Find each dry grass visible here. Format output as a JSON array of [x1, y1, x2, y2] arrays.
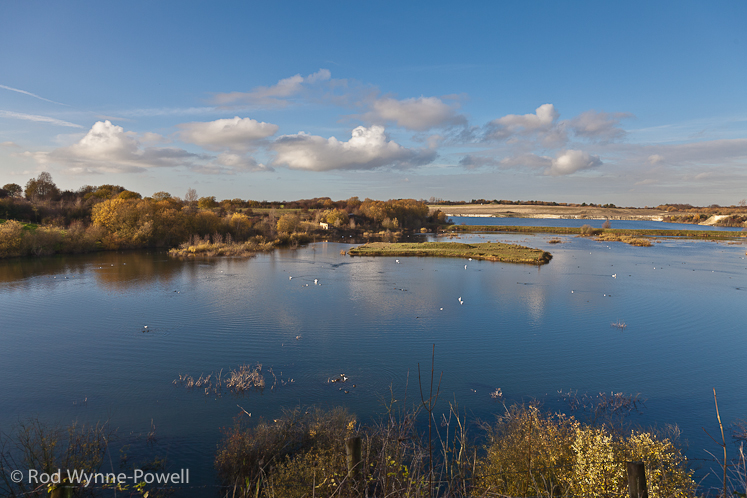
[[169, 235, 277, 257], [348, 241, 552, 265], [594, 233, 653, 247], [174, 363, 292, 396]]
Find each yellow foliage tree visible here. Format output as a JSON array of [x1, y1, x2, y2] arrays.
[[0, 220, 24, 257], [276, 213, 300, 234]]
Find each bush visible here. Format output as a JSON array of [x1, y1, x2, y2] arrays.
[[580, 224, 600, 235], [475, 405, 695, 498], [0, 220, 24, 257], [215, 407, 356, 497]]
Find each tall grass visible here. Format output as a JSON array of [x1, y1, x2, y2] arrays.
[[214, 401, 697, 498]]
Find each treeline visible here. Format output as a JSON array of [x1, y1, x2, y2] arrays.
[[427, 197, 622, 208], [1, 172, 445, 258]]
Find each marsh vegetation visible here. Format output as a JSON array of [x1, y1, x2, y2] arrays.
[[348, 241, 552, 265]]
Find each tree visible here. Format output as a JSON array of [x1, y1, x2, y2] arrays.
[[185, 188, 198, 205], [276, 213, 300, 233], [2, 183, 22, 198], [151, 191, 172, 202], [198, 196, 218, 209], [25, 172, 60, 201]]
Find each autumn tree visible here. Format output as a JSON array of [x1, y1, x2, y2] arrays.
[[25, 172, 60, 201], [276, 213, 300, 233], [2, 183, 22, 198], [198, 196, 218, 209]]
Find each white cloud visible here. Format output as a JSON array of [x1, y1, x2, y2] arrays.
[[645, 139, 747, 165], [362, 96, 463, 130], [271, 125, 436, 171], [34, 120, 201, 174], [547, 150, 602, 176], [213, 69, 331, 107], [1, 141, 20, 148], [486, 104, 559, 140], [648, 154, 665, 165], [212, 152, 271, 172], [567, 110, 632, 141], [0, 110, 83, 128], [178, 116, 278, 151]]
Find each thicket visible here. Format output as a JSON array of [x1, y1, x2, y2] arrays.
[[214, 402, 702, 498], [1, 172, 442, 258]]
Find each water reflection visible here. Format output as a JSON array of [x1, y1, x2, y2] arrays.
[[0, 251, 185, 291]]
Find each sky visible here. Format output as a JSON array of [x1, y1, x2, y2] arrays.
[[1, 1, 746, 206]]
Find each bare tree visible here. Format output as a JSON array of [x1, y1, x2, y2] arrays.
[[185, 188, 198, 205]]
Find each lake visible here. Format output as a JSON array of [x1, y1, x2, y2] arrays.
[[1, 225, 746, 495]]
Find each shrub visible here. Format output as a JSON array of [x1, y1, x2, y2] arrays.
[[580, 224, 600, 235], [0, 220, 24, 257], [475, 405, 695, 498]]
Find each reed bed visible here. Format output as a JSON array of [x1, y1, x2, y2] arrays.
[[174, 363, 292, 396], [168, 234, 278, 257]]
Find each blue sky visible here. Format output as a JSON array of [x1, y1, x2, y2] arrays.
[[1, 1, 745, 206]]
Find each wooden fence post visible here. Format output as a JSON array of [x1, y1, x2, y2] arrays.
[[346, 436, 362, 483], [627, 461, 648, 498]]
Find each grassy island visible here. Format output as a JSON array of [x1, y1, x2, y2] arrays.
[[348, 241, 552, 265]]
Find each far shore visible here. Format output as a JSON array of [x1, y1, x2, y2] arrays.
[[429, 204, 669, 221], [428, 203, 746, 227]]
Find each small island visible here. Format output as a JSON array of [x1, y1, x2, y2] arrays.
[[348, 241, 552, 265]]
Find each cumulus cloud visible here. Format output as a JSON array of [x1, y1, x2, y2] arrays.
[[486, 104, 559, 140], [178, 116, 278, 151], [1, 141, 20, 148], [362, 96, 463, 130], [567, 110, 632, 141], [213, 69, 331, 107], [481, 105, 632, 148], [0, 110, 83, 128], [464, 149, 601, 176], [546, 150, 602, 176], [213, 152, 271, 172], [32, 120, 256, 175], [271, 125, 436, 171], [37, 120, 199, 173]]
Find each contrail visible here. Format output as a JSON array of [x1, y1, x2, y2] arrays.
[[0, 84, 69, 106], [0, 110, 83, 128]]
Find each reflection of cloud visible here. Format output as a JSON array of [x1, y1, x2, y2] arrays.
[[91, 253, 180, 291], [272, 125, 436, 171]]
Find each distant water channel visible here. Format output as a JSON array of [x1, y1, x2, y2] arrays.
[[1, 220, 746, 495]]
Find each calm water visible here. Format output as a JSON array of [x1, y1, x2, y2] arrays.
[[1, 225, 746, 494], [449, 215, 746, 231]]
